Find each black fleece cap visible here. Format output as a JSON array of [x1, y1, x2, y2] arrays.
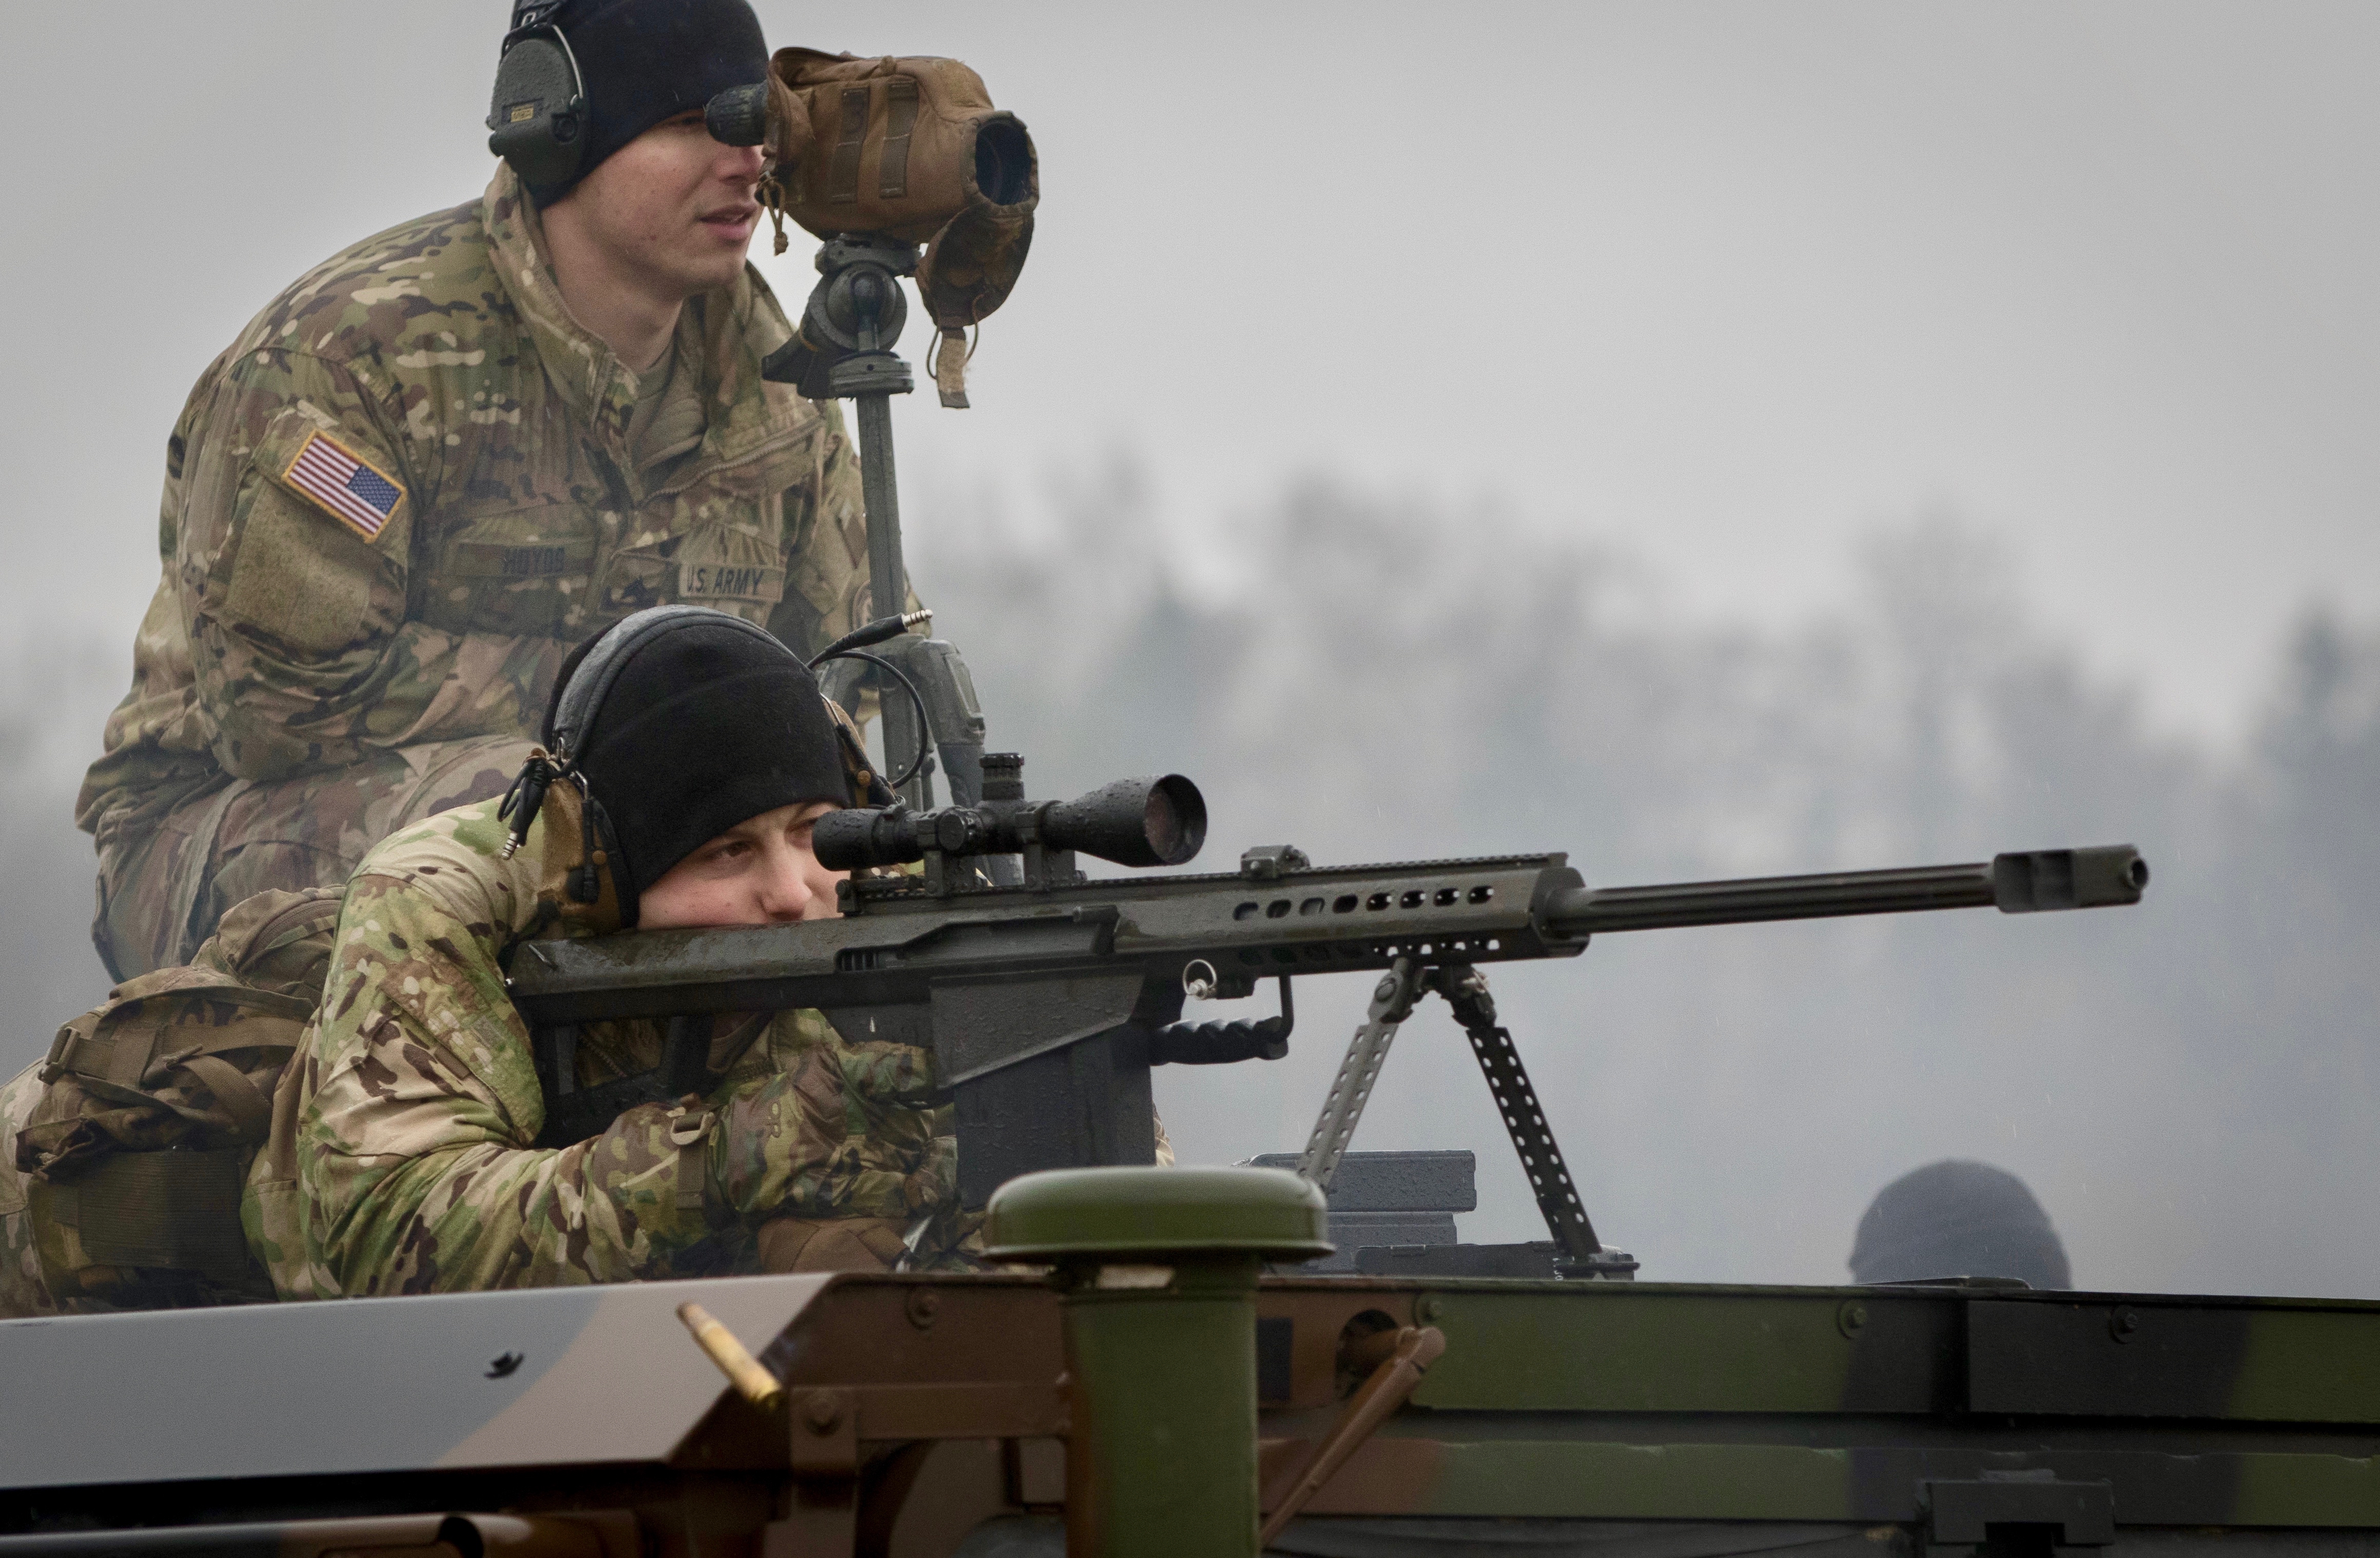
[[1849, 1159, 2072, 1290], [526, 0, 769, 206], [547, 607, 848, 909]]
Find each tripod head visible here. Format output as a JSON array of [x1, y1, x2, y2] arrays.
[[761, 235, 919, 400]]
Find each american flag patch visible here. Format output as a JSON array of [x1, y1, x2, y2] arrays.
[[282, 431, 405, 540]]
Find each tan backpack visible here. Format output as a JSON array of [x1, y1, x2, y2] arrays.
[[12, 888, 343, 1308]]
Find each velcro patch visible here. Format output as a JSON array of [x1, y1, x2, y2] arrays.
[[280, 430, 407, 541]]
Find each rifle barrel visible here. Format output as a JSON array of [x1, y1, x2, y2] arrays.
[[1543, 845, 2145, 937]]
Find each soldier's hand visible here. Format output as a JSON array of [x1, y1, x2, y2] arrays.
[[835, 1039, 944, 1107]]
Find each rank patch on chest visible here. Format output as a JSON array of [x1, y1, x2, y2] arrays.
[[282, 430, 407, 540]]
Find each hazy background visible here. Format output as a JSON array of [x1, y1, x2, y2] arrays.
[[2, 3, 2374, 1295]]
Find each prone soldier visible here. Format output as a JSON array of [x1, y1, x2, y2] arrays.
[[263, 606, 968, 1295], [76, 0, 894, 980], [5, 606, 969, 1314]]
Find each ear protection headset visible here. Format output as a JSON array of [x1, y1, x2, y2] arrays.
[[486, 0, 592, 192], [502, 605, 779, 878]]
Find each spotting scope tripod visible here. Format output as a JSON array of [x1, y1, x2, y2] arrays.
[[760, 235, 1000, 826]]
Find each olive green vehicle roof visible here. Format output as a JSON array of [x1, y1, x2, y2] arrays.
[[10, 1273, 2380, 1525]]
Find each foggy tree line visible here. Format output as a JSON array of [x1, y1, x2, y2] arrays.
[[0, 468, 2371, 1295], [915, 465, 2379, 1297]]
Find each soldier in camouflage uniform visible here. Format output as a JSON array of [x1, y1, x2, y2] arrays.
[[3, 607, 963, 1314], [0, 1069, 45, 1316], [77, 0, 887, 980], [253, 606, 964, 1296], [250, 813, 957, 1295]]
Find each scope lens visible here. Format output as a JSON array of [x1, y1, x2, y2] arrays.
[[974, 118, 1033, 205], [1142, 775, 1206, 866], [814, 806, 914, 871]]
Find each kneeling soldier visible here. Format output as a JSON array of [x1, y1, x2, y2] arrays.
[[257, 605, 964, 1296]]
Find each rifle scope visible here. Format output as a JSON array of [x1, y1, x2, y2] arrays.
[[814, 774, 1207, 871]]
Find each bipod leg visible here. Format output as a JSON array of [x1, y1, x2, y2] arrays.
[[1429, 965, 1636, 1279], [1294, 957, 1422, 1194]]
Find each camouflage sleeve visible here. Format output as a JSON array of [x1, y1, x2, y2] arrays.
[[717, 1036, 954, 1224], [299, 873, 950, 1294], [768, 404, 873, 656], [0, 1063, 58, 1318], [178, 348, 515, 784]]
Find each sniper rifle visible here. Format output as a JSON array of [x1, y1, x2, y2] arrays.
[[504, 757, 2149, 1276]]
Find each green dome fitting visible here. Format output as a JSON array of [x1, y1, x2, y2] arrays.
[[983, 1166, 1332, 1261]]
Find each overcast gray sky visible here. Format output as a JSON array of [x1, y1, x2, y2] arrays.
[[3, 1, 2374, 745]]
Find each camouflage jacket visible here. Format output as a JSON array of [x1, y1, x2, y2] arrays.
[[249, 795, 958, 1299], [78, 164, 873, 850], [0, 1065, 49, 1317]]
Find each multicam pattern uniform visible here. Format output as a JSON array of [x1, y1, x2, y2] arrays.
[[0, 1065, 53, 1316], [250, 796, 961, 1298], [79, 163, 877, 979]]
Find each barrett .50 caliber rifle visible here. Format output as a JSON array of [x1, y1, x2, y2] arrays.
[[505, 758, 2149, 1275]]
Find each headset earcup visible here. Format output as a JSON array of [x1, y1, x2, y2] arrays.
[[486, 33, 587, 190], [550, 606, 787, 755]]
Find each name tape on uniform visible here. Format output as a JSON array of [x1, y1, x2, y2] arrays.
[[678, 561, 785, 603]]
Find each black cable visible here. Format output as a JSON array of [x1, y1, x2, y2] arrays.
[[812, 648, 934, 790], [807, 609, 932, 669]]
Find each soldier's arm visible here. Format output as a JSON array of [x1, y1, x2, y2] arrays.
[[298, 873, 946, 1294], [767, 406, 874, 655]]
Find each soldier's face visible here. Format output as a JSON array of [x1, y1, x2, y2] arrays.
[[637, 800, 847, 930], [553, 110, 767, 301]]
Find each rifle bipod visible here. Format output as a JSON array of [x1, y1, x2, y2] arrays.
[[1293, 958, 1638, 1279]]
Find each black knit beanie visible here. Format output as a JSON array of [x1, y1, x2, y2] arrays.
[[517, 0, 769, 206], [545, 607, 849, 913], [1848, 1159, 2073, 1290]]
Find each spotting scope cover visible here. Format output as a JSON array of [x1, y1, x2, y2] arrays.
[[761, 48, 1037, 246], [815, 775, 1207, 871]]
